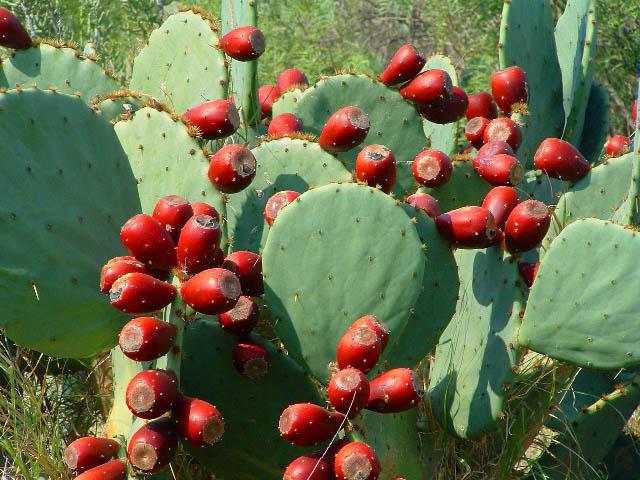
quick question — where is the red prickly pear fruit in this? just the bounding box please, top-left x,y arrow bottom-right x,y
277,67 -> 309,92
278,403 -> 345,446
483,117 -> 523,152
366,368 -> 424,413
333,442 -> 380,480
434,206 -> 498,248
473,140 -> 514,171
191,202 -> 220,222
328,367 -> 370,417
232,339 -> 269,379
399,69 -> 453,106
180,268 -> 241,315
100,256 -> 149,294
347,315 -> 390,350
184,99 -> 240,140
465,92 -> 498,120
482,186 -> 519,228
490,66 -> 528,116
219,295 -> 259,335
632,99 -> 637,124
74,459 -> 126,480
109,273 -> 176,314
319,106 -> 370,153
125,369 -> 178,419
0,8 -> 32,50
418,86 -> 468,124
406,192 -> 441,218
152,195 -> 193,243
283,452 -> 333,480
378,43 -> 426,86
220,26 -> 265,61
120,214 -> 176,271
412,149 -> 452,187
174,395 -> 225,448
268,113 -> 304,138
476,154 -> 523,186
504,200 -> 550,253
118,317 -> 177,362
222,251 -> 264,296
533,138 -> 590,180
127,418 -> 177,474
355,144 -> 397,193
336,324 -> 383,373
604,135 -> 630,158
264,190 -> 300,225
208,144 -> 257,193
64,437 -> 120,473
465,116 -> 490,149
258,84 -> 281,118
177,214 -> 222,275
518,261 -> 539,288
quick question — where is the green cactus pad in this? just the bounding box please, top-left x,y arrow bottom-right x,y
422,55 -> 459,156
263,183 -> 425,381
181,319 -> 323,480
271,88 -> 305,118
602,434 -> 640,480
499,0 -> 565,168
0,89 -> 139,357
287,74 -> 426,196
226,138 -> 352,253
0,43 -> 118,101
428,248 -> 524,439
130,10 -> 228,113
92,91 -> 151,123
579,82 -> 610,164
422,158 -> 492,211
521,219 -> 640,369
521,169 -> 565,207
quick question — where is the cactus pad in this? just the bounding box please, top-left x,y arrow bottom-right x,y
422,55 -> 458,155
422,158 -> 492,211
271,88 -> 305,118
579,82 -> 610,164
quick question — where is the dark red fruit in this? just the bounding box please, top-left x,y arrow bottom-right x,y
191,202 -> 220,221
184,99 -> 240,140
125,369 -> 178,420
64,437 -> 120,473
232,340 -> 269,379
604,135 -> 630,158
412,149 -> 452,187
504,200 -> 550,253
74,459 -> 126,480
406,192 -> 441,218
283,452 -> 333,480
257,84 -> 280,119
533,138 -> 590,180
337,324 -> 383,374
152,195 -> 193,243
208,144 -> 257,193
277,67 -> 309,92
334,442 -> 380,480
379,43 -> 426,86
263,190 -> 300,225
466,92 -> 498,120
318,106 -> 370,153
127,418 -> 177,474
268,113 -> 304,138
483,117 -> 523,152
120,214 -> 176,271
180,268 -> 241,315
518,261 -> 539,288
355,144 -> 396,193
100,256 -> 148,294
475,153 -> 523,186
174,395 -> 225,448
482,186 -> 519,228
220,26 -> 265,61
328,368 -> 370,417
435,206 -> 498,248
219,295 -> 259,335
118,317 -> 177,362
418,86 -> 468,124
177,214 -> 221,275
399,69 -> 453,106
109,273 -> 176,314
490,66 -> 528,115
0,8 -> 31,50
222,251 -> 264,296
347,315 -> 390,349
278,403 -> 345,446
366,368 -> 423,413
464,116 -> 490,149
472,140 -> 514,171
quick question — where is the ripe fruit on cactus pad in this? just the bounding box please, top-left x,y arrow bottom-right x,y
125,369 -> 178,419
180,268 -> 241,315
279,403 -> 345,446
109,273 -> 176,314
220,26 -> 265,61
482,186 -> 519,228
0,8 -> 32,49
284,452 -> 333,480
399,69 -> 453,106
184,99 -> 240,140
100,256 -> 149,294
258,84 -> 280,118
604,135 -> 630,158
412,149 -> 452,187
219,295 -> 259,335
355,144 -> 397,193
334,442 -> 380,480
277,67 -> 309,92
191,202 -> 220,221
465,117 -> 490,149
348,315 -> 390,349
418,86 -> 468,124
127,418 -> 177,473
483,117 -> 522,152
328,367 -> 370,417
152,195 -> 193,243
366,368 -> 423,413
319,106 -> 371,153
222,251 -> 264,296
264,190 -> 301,225
473,140 -> 514,171
120,214 -> 176,271
379,43 -> 426,86
490,66 -> 528,115
518,261 -> 539,288
118,317 -> 177,362
466,92 -> 498,120
476,154 -> 523,186
208,144 -> 257,193
268,113 -> 304,138
64,437 -> 120,473
504,200 -> 550,253
174,395 -> 225,447
232,340 -> 269,379
406,192 -> 441,218
74,459 -> 126,480
533,138 -> 590,180
337,323 -> 384,373
177,214 -> 222,275
435,207 -> 497,248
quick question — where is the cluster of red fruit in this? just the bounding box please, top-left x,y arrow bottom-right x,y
280,315 -> 422,480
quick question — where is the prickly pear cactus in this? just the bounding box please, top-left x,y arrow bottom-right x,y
421,55 -> 458,155
421,158 -> 492,211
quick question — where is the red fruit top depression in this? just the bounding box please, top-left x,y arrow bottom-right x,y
355,144 -> 397,193
406,192 -> 441,218
180,268 -> 242,315
336,323 -> 383,373
152,195 -> 193,243
400,69 -> 453,106
464,116 -> 490,149
223,250 -> 264,296
277,67 -> 309,92
347,315 -> 390,349
604,135 -> 630,158
333,442 -> 380,480
490,66 -> 528,115
435,206 -> 498,249
177,214 -> 222,275
64,437 -> 120,473
318,106 -> 370,153
184,99 -> 240,140
208,144 -> 257,193
466,92 -> 498,120
268,113 -> 304,138
119,316 -> 177,362
0,8 -> 32,50
219,295 -> 259,335
379,43 -> 426,86
220,26 -> 266,61
191,202 -> 220,221
127,418 -> 177,474
328,367 -> 370,417
120,214 -> 176,271
278,403 -> 345,446
257,84 -> 280,119
366,368 -> 423,413
412,149 -> 452,187
125,369 -> 178,420
483,117 -> 523,152
504,200 -> 550,254
74,459 -> 126,480
232,340 -> 269,379
174,395 -> 225,448
533,138 -> 590,180
264,190 -> 300,225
